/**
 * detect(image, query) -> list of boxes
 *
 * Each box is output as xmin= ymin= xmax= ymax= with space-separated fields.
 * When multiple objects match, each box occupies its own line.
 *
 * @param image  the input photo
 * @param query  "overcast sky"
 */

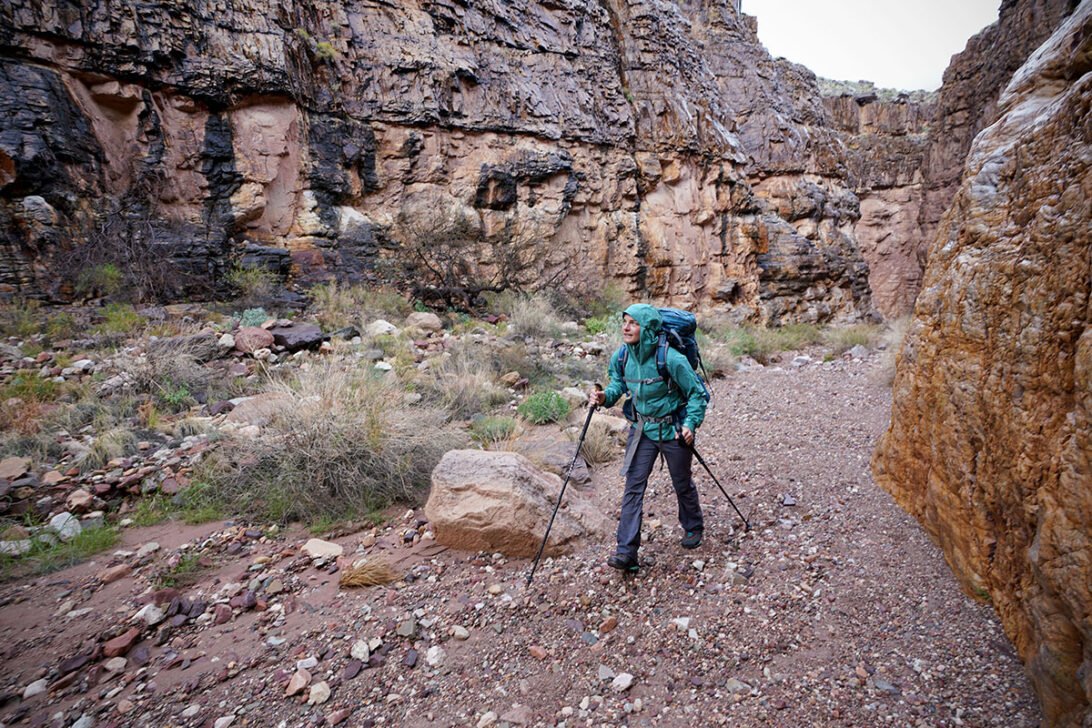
xmin=744 ymin=0 xmax=1002 ymax=90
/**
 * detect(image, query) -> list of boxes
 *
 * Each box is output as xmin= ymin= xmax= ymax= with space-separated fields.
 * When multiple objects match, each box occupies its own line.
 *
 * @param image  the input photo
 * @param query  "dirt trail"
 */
xmin=0 ymin=354 xmax=1038 ymax=727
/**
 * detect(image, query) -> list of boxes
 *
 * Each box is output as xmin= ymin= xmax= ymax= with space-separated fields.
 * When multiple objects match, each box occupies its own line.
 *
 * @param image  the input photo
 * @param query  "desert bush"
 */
xmin=82 ymin=427 xmax=138 ymax=471
xmin=489 ymin=291 xmax=564 ymax=339
xmin=125 ymin=339 xmax=213 ymax=408
xmin=420 ymin=346 xmax=509 ymax=419
xmin=0 ymin=297 xmax=42 ymax=338
xmin=95 ymin=303 xmax=146 ymax=335
xmin=44 ymin=312 xmax=81 ymax=341
xmin=517 ymin=390 xmax=571 ymax=424
xmin=822 ymin=323 xmax=883 ymax=355
xmin=470 ymin=415 xmax=520 ymax=447
xmin=203 ymin=364 xmax=463 ymax=523
xmin=225 ymin=264 xmax=277 ymax=307
xmin=578 ymin=420 xmax=619 ymax=464
xmin=310 ymin=282 xmax=411 ymax=331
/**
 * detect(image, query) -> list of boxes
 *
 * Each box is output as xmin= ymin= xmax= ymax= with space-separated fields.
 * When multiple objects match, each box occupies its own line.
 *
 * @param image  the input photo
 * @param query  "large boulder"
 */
xmin=425 ymin=450 xmax=610 ymax=558
xmin=872 ymin=8 xmax=1092 ymax=726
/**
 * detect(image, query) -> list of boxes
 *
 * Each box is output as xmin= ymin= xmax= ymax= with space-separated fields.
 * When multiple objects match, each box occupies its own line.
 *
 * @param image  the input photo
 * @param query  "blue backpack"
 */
xmin=615 ymin=308 xmax=712 ymax=411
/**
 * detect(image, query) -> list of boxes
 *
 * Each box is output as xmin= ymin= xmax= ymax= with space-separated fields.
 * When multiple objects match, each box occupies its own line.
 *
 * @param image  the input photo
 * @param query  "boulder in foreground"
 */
xmin=425 ymin=450 xmax=610 ymax=558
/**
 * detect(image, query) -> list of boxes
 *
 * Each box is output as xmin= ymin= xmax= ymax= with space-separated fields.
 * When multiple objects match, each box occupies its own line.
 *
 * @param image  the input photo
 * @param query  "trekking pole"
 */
xmin=689 ymin=444 xmax=750 ymax=531
xmin=526 ymin=400 xmax=599 ymax=586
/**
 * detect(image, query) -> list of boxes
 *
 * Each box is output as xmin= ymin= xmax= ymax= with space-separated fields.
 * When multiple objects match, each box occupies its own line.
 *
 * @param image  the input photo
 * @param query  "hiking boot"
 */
xmin=607 ymin=553 xmax=639 ymax=572
xmin=681 ymin=529 xmax=703 ymax=549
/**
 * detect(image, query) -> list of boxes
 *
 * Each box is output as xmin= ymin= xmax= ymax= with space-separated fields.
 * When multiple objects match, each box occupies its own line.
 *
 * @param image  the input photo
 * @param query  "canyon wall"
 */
xmin=0 ymin=0 xmax=882 ymax=323
xmin=873 ymin=4 xmax=1092 ymax=725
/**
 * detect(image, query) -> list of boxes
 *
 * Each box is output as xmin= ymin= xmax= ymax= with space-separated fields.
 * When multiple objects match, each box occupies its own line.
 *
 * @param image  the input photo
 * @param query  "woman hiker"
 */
xmin=588 ymin=304 xmax=708 ymax=572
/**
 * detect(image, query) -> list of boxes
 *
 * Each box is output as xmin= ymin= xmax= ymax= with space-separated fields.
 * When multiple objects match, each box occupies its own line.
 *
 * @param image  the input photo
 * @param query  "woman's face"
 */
xmin=622 ymin=314 xmax=641 ymax=344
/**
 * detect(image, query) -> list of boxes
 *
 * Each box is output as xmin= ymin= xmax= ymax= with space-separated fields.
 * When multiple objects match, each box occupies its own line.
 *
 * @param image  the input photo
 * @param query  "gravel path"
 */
xmin=0 ymin=354 xmax=1039 ymax=728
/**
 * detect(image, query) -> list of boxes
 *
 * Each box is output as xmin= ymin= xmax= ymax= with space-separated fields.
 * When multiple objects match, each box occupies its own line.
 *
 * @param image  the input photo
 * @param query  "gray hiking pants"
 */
xmin=616 ymin=428 xmax=704 ymax=560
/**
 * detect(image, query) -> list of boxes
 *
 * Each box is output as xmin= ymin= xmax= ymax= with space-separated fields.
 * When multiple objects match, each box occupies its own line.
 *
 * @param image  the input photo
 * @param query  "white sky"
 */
xmin=744 ymin=0 xmax=1002 ymax=90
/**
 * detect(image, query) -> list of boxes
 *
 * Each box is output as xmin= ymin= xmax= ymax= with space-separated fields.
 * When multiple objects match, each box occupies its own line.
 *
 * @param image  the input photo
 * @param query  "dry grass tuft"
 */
xmin=204 ymin=362 xmax=463 ymax=523
xmin=491 ymin=291 xmax=564 ymax=339
xmin=339 ymin=558 xmax=400 ymax=588
xmin=578 ymin=421 xmax=621 ymax=465
xmin=421 ymin=346 xmax=509 ymax=419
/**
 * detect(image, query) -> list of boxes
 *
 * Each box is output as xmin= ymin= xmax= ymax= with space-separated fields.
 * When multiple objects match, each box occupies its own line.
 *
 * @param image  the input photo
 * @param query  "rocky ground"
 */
xmin=0 ymin=352 xmax=1039 ymax=728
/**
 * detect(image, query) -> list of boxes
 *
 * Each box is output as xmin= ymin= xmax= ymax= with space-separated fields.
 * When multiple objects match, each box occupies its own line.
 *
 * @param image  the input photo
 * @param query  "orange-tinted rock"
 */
xmin=102 ymin=628 xmax=142 ymax=658
xmin=233 ymin=327 xmax=274 ymax=355
xmin=873 ymin=8 xmax=1092 ymax=726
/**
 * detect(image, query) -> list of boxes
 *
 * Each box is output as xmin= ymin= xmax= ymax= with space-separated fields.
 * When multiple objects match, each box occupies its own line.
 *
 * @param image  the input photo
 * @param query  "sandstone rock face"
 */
xmin=918 ymin=0 xmax=1076 ymax=282
xmin=425 ymin=450 xmax=610 ymax=557
xmin=0 ymin=0 xmax=879 ymax=323
xmin=872 ymin=7 xmax=1092 ymax=726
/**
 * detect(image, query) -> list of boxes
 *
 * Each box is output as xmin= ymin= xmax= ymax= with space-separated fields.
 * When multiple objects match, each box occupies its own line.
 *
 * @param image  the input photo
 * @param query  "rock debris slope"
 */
xmin=874 ymin=4 xmax=1092 ymax=726
xmin=0 ymin=354 xmax=1039 ymax=727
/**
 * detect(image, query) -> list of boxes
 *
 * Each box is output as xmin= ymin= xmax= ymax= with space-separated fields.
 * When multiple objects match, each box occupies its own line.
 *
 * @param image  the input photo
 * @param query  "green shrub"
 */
xmin=0 ymin=297 xmax=42 ymax=338
xmin=470 ymin=415 xmax=519 ymax=446
xmin=44 ymin=312 xmax=80 ymax=340
xmin=76 ymin=263 xmax=123 ymax=298
xmin=517 ymin=390 xmax=571 ymax=424
xmin=96 ymin=303 xmax=146 ymax=335
xmin=225 ymin=264 xmax=277 ymax=305
xmin=238 ymin=307 xmax=269 ymax=328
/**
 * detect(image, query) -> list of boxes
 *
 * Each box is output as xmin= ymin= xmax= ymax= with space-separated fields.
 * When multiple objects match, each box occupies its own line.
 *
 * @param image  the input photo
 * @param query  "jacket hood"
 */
xmin=623 ymin=303 xmax=661 ymax=362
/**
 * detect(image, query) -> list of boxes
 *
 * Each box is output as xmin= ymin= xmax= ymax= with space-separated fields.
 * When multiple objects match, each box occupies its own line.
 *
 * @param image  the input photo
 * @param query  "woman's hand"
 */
xmin=588 ymin=390 xmax=605 ymax=408
xmin=680 ymin=427 xmax=694 ymax=446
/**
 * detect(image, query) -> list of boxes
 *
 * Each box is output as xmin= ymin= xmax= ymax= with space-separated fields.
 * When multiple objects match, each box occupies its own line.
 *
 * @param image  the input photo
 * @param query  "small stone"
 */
xmin=117 ymin=699 xmax=135 ymax=714
xmin=23 ymin=678 xmax=48 ymax=699
xmin=134 ymin=541 xmax=160 ymax=559
xmin=611 ymin=673 xmax=634 ymax=692
xmin=396 ymin=620 xmax=416 ymax=638
xmin=307 ymin=680 xmax=331 ymax=705
xmin=213 ymin=717 xmax=235 ymax=728
xmin=598 ymin=616 xmax=618 ymax=633
xmin=302 ymin=538 xmax=343 ymax=559
xmin=529 ymin=645 xmax=548 ymax=659
xmin=452 ymin=625 xmax=470 ymax=640
xmin=104 ymin=656 xmax=128 ymax=673
xmin=97 ymin=564 xmax=131 ymax=584
xmin=350 ymin=640 xmax=370 ymax=661
xmin=103 ymin=627 xmax=142 ymax=657
xmin=65 ymin=489 xmax=93 ymax=511
xmin=343 ymin=659 xmax=362 ymax=680
xmin=297 ymin=656 xmax=319 ymax=671
xmin=49 ymin=511 xmax=82 ymax=541
xmin=487 ymin=584 xmax=503 ymax=595
xmin=597 ymin=664 xmax=615 ymax=681
xmin=325 ymin=707 xmax=351 ymax=725
xmin=0 ymin=456 xmax=30 ymax=480
xmin=135 ymin=603 xmax=166 ymax=626
xmin=285 ymin=668 xmax=311 ymax=696
xmin=359 ymin=533 xmax=376 ymax=548
xmin=782 ymin=493 xmax=797 ymax=507
xmin=499 ymin=704 xmax=532 ymax=725
xmin=477 ymin=711 xmax=498 ymax=728
xmin=425 ymin=645 xmax=446 ymax=667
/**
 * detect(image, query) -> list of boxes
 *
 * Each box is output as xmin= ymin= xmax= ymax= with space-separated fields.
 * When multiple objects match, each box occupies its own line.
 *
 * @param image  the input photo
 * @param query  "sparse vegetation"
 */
xmin=201 ymin=363 xmax=463 ymax=523
xmin=517 ymin=390 xmax=571 ymax=424
xmin=0 ymin=523 xmax=119 ymax=582
xmin=822 ymin=323 xmax=883 ymax=354
xmin=470 ymin=415 xmax=520 ymax=447
xmin=225 ymin=264 xmax=278 ymax=307
xmin=491 ymin=291 xmax=564 ymax=339
xmin=578 ymin=420 xmax=619 ymax=464
xmin=421 ymin=347 xmax=509 ymax=420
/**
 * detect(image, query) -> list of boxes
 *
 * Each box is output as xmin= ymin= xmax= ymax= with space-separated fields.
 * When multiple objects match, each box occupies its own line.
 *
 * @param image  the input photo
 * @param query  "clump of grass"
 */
xmin=517 ymin=390 xmax=571 ymax=424
xmin=0 ymin=297 xmax=42 ymax=338
xmin=490 ymin=291 xmax=564 ymax=339
xmin=202 ymin=363 xmax=463 ymax=523
xmin=44 ymin=311 xmax=81 ymax=340
xmin=309 ymin=282 xmax=411 ymax=331
xmin=225 ymin=264 xmax=278 ymax=307
xmin=153 ymin=552 xmax=206 ymax=589
xmin=130 ymin=495 xmax=170 ymax=527
xmin=339 ymin=558 xmax=399 ymax=588
xmin=578 ymin=420 xmax=619 ymax=464
xmin=470 ymin=415 xmax=519 ymax=447
xmin=721 ymin=323 xmax=824 ymax=364
xmin=0 ymin=524 xmax=119 ymax=582
xmin=95 ymin=303 xmax=146 ymax=335
xmin=822 ymin=323 xmax=883 ymax=355
xmin=175 ymin=480 xmax=226 ymax=524
xmin=82 ymin=427 xmax=138 ymax=472
xmin=421 ymin=347 xmax=509 ymax=419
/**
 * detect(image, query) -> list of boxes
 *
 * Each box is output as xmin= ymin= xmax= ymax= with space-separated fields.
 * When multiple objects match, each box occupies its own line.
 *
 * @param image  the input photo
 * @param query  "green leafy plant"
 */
xmin=517 ymin=390 xmax=571 ymax=425
xmin=96 ymin=303 xmax=146 ymax=335
xmin=226 ymin=264 xmax=277 ymax=306
xmin=238 ymin=307 xmax=269 ymax=329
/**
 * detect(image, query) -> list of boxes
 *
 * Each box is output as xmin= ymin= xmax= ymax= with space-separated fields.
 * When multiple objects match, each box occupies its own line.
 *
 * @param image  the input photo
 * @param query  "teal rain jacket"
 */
xmin=600 ymin=304 xmax=707 ymax=441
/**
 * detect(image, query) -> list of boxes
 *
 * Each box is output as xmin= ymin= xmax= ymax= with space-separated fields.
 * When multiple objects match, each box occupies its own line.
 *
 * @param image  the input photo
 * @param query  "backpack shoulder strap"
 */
xmin=655 ymin=331 xmax=673 ymax=390
xmin=615 ymin=345 xmax=629 ymax=391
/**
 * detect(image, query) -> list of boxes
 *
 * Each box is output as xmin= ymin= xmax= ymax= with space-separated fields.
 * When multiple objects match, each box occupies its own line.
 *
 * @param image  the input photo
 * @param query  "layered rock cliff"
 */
xmin=873 ymin=4 xmax=1092 ymax=725
xmin=0 ymin=0 xmax=884 ymax=322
